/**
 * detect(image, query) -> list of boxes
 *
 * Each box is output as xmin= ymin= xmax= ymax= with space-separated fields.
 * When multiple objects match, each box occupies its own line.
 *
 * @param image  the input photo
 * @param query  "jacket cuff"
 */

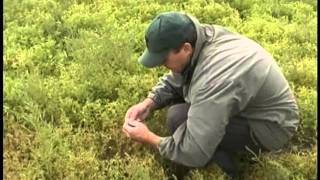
xmin=147 ymin=92 xmax=162 ymax=110
xmin=158 ymin=136 xmax=171 ymax=156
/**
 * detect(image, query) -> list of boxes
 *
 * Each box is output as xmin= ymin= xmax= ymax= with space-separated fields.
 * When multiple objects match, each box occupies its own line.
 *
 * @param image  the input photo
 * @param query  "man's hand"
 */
xmin=123 ymin=103 xmax=149 ymax=137
xmin=123 ymin=121 xmax=162 ymax=148
xmin=123 ymin=120 xmax=150 ymax=142
xmin=125 ymin=103 xmax=150 ymax=123
xmin=122 ymin=98 xmax=156 ymax=136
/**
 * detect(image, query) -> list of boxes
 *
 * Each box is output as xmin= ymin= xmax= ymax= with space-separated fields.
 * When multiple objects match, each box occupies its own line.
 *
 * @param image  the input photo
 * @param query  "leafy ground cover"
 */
xmin=4 ymin=0 xmax=317 ymax=179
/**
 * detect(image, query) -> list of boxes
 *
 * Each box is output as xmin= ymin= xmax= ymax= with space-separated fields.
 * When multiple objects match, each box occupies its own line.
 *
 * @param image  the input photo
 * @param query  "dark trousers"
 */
xmin=166 ymin=103 xmax=268 ymax=179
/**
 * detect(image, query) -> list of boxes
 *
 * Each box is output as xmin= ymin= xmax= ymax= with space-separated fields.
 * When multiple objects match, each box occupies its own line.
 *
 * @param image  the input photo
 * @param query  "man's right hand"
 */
xmin=122 ymin=98 xmax=156 ymax=136
xmin=125 ymin=103 xmax=150 ymax=122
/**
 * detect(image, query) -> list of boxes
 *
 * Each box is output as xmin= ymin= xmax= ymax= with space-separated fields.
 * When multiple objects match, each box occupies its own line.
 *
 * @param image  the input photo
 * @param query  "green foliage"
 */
xmin=283 ymin=58 xmax=317 ymax=89
xmin=241 ymin=147 xmax=317 ymax=180
xmin=295 ymin=86 xmax=317 ymax=143
xmin=4 ymin=0 xmax=316 ymax=179
xmin=104 ymin=153 xmax=166 ymax=180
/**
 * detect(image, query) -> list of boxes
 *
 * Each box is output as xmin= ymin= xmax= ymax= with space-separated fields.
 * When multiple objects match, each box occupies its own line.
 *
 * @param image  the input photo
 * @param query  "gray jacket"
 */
xmin=147 ymin=15 xmax=299 ymax=167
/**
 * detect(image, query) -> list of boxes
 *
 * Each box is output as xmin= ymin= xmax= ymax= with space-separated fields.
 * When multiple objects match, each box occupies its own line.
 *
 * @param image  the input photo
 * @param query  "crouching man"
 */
xmin=122 ymin=11 xmax=299 ymax=179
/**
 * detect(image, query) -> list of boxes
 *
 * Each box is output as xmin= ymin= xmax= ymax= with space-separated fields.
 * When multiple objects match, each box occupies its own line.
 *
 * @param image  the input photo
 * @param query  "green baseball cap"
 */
xmin=138 ymin=12 xmax=194 ymax=68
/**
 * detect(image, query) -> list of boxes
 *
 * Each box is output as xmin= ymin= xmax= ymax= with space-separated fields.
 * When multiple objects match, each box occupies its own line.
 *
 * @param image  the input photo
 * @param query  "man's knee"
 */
xmin=166 ymin=103 xmax=190 ymax=135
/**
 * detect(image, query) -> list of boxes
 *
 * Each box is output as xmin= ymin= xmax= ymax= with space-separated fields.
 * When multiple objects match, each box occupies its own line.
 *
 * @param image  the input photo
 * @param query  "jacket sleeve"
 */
xmin=147 ymin=71 xmax=185 ymax=109
xmin=158 ymin=79 xmax=251 ymax=167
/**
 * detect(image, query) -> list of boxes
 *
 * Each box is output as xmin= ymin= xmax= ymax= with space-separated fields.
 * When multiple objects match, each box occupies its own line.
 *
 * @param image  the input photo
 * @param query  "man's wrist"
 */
xmin=142 ymin=98 xmax=156 ymax=111
xmin=146 ymin=131 xmax=162 ymax=149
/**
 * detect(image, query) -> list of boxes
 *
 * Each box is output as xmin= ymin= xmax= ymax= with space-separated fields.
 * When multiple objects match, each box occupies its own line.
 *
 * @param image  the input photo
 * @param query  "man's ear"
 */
xmin=183 ymin=42 xmax=192 ymax=53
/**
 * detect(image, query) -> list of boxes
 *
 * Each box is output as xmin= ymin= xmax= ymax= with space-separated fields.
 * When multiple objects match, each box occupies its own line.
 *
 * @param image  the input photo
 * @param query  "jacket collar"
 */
xmin=181 ymin=14 xmax=208 ymax=82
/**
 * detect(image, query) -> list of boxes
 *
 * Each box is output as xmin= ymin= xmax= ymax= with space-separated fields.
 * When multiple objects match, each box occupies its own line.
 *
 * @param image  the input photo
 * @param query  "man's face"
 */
xmin=163 ymin=43 xmax=193 ymax=73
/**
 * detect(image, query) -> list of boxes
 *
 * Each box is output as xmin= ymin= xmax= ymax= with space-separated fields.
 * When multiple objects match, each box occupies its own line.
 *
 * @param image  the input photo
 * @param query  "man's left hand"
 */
xmin=123 ymin=120 xmax=150 ymax=143
xmin=123 ymin=120 xmax=162 ymax=147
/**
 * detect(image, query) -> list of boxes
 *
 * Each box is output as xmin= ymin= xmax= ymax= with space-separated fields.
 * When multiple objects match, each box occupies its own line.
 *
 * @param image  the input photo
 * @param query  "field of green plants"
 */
xmin=4 ymin=0 xmax=317 ymax=179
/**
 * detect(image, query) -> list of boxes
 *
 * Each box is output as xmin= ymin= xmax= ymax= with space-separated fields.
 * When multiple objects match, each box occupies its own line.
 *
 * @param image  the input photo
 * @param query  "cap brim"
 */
xmin=138 ymin=49 xmax=169 ymax=68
